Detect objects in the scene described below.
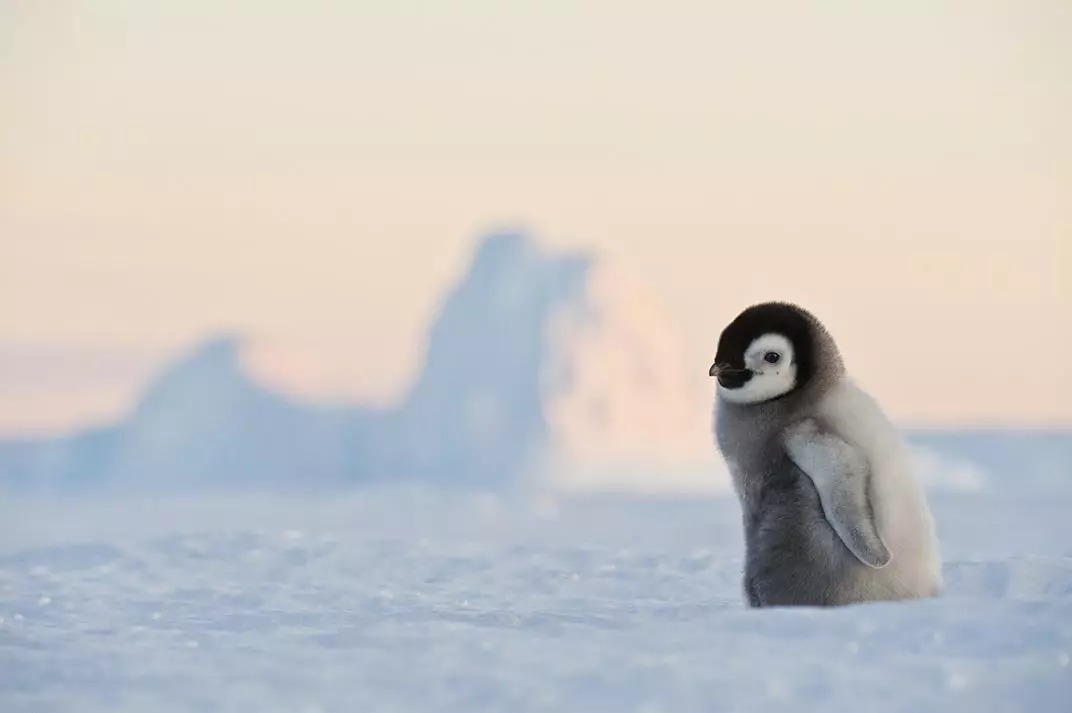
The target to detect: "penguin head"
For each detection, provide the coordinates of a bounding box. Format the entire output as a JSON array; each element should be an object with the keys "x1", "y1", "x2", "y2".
[{"x1": 709, "y1": 302, "x2": 828, "y2": 405}]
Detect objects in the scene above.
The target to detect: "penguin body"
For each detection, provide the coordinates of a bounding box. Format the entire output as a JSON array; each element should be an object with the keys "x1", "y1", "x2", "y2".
[{"x1": 711, "y1": 302, "x2": 942, "y2": 607}]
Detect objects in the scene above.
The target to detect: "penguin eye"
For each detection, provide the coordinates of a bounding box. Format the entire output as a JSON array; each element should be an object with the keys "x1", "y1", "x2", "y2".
[{"x1": 763, "y1": 351, "x2": 781, "y2": 364}]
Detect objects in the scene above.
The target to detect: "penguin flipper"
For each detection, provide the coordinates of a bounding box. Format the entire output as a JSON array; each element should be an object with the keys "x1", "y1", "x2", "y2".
[{"x1": 784, "y1": 420, "x2": 892, "y2": 569}]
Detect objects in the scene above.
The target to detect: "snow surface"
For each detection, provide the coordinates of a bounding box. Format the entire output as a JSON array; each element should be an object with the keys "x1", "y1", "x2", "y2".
[{"x1": 2, "y1": 487, "x2": 1070, "y2": 713}]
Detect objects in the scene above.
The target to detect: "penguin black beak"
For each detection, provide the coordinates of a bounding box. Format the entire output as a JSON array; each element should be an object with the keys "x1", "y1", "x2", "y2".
[
  {"x1": 710, "y1": 362, "x2": 753, "y2": 387},
  {"x1": 709, "y1": 362, "x2": 742, "y2": 378}
]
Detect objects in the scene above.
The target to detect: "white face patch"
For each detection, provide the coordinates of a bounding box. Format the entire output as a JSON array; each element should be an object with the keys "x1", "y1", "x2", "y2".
[{"x1": 717, "y1": 333, "x2": 798, "y2": 404}]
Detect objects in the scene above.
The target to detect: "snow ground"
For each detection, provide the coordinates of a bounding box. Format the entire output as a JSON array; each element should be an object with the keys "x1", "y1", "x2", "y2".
[{"x1": 1, "y1": 489, "x2": 1070, "y2": 713}]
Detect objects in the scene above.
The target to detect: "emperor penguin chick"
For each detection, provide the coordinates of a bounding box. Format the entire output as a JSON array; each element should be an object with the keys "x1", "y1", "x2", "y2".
[{"x1": 710, "y1": 302, "x2": 942, "y2": 608}]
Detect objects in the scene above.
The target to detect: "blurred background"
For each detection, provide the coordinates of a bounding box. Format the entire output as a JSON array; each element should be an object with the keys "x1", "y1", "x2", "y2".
[
  {"x1": 1, "y1": 1, "x2": 1070, "y2": 494},
  {"x1": 3, "y1": 4, "x2": 1072, "y2": 712}
]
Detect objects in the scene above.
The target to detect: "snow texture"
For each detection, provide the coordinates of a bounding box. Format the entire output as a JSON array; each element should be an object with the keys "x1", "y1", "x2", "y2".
[{"x1": 1, "y1": 488, "x2": 1070, "y2": 713}]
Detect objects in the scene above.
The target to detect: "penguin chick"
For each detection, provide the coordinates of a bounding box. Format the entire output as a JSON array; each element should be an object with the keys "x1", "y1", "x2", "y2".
[{"x1": 710, "y1": 301, "x2": 942, "y2": 608}]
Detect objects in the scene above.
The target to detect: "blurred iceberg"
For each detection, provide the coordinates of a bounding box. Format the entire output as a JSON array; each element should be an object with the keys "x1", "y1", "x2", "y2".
[{"x1": 0, "y1": 230, "x2": 1065, "y2": 496}]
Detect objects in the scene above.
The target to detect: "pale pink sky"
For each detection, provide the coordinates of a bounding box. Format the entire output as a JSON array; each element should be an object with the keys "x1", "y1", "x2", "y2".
[{"x1": 2, "y1": 1, "x2": 1070, "y2": 434}]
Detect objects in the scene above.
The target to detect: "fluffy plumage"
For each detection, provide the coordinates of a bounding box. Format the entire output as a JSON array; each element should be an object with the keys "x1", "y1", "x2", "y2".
[{"x1": 711, "y1": 302, "x2": 942, "y2": 607}]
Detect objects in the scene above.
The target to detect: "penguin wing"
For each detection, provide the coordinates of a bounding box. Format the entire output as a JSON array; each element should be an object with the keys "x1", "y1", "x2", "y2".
[{"x1": 783, "y1": 419, "x2": 891, "y2": 569}]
